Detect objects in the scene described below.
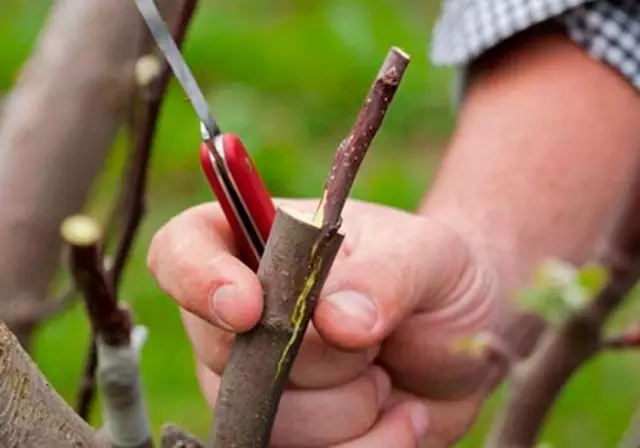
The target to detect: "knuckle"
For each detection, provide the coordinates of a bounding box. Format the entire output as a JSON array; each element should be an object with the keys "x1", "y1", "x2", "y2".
[{"x1": 146, "y1": 209, "x2": 192, "y2": 276}]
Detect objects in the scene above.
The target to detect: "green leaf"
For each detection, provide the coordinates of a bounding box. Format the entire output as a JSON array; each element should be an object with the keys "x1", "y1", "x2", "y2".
[
  {"x1": 576, "y1": 263, "x2": 609, "y2": 294},
  {"x1": 517, "y1": 258, "x2": 609, "y2": 325}
]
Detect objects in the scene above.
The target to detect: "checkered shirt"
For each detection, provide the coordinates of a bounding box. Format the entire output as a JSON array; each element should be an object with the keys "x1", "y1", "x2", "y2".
[{"x1": 430, "y1": 0, "x2": 640, "y2": 96}]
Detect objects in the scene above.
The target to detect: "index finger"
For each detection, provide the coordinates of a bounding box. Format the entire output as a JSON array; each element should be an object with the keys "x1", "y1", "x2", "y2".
[{"x1": 147, "y1": 202, "x2": 264, "y2": 332}]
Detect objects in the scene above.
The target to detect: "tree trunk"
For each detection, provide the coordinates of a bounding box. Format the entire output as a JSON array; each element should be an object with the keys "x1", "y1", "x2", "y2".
[{"x1": 0, "y1": 0, "x2": 179, "y2": 350}]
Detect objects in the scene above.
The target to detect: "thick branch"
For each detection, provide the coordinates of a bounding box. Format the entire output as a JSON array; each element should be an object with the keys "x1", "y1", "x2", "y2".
[
  {"x1": 488, "y1": 158, "x2": 640, "y2": 447},
  {"x1": 210, "y1": 47, "x2": 410, "y2": 448},
  {"x1": 0, "y1": 319, "x2": 101, "y2": 447},
  {"x1": 0, "y1": 0, "x2": 179, "y2": 350},
  {"x1": 210, "y1": 208, "x2": 344, "y2": 447}
]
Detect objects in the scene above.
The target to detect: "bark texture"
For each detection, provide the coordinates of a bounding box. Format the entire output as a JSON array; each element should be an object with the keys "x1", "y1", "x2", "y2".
[
  {"x1": 0, "y1": 0, "x2": 179, "y2": 348},
  {"x1": 160, "y1": 424, "x2": 205, "y2": 448},
  {"x1": 315, "y1": 47, "x2": 410, "y2": 227},
  {"x1": 0, "y1": 320, "x2": 101, "y2": 447},
  {"x1": 210, "y1": 208, "x2": 344, "y2": 447}
]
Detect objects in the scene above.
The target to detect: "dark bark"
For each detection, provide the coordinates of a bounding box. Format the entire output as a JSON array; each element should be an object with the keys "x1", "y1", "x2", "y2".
[
  {"x1": 210, "y1": 208, "x2": 344, "y2": 447},
  {"x1": 315, "y1": 47, "x2": 410, "y2": 227},
  {"x1": 63, "y1": 215, "x2": 153, "y2": 447},
  {"x1": 63, "y1": 215, "x2": 131, "y2": 346},
  {"x1": 78, "y1": 0, "x2": 199, "y2": 420},
  {"x1": 110, "y1": 0, "x2": 199, "y2": 288}
]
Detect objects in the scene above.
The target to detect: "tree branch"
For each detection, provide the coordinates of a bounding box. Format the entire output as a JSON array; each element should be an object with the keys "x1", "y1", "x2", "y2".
[
  {"x1": 0, "y1": 287, "x2": 77, "y2": 336},
  {"x1": 453, "y1": 332, "x2": 520, "y2": 374},
  {"x1": 77, "y1": 0, "x2": 199, "y2": 422},
  {"x1": 209, "y1": 47, "x2": 410, "y2": 448},
  {"x1": 63, "y1": 216, "x2": 131, "y2": 345},
  {"x1": 0, "y1": 319, "x2": 101, "y2": 447},
  {"x1": 62, "y1": 216, "x2": 152, "y2": 448},
  {"x1": 109, "y1": 0, "x2": 199, "y2": 288},
  {"x1": 602, "y1": 324, "x2": 640, "y2": 350},
  {"x1": 488, "y1": 156, "x2": 640, "y2": 447},
  {"x1": 0, "y1": 0, "x2": 179, "y2": 350},
  {"x1": 314, "y1": 47, "x2": 410, "y2": 228}
]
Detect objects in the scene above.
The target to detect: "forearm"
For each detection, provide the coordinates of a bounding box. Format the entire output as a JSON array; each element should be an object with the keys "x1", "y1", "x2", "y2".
[{"x1": 419, "y1": 25, "x2": 640, "y2": 291}]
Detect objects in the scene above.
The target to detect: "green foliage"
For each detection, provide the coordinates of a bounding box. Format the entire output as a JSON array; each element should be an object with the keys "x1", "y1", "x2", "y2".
[{"x1": 518, "y1": 259, "x2": 609, "y2": 325}]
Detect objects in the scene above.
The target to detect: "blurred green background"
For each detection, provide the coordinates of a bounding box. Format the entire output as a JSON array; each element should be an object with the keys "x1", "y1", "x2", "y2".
[{"x1": 2, "y1": 1, "x2": 640, "y2": 447}]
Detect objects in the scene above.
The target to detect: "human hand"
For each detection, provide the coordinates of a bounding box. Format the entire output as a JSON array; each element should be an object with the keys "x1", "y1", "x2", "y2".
[{"x1": 147, "y1": 198, "x2": 503, "y2": 447}]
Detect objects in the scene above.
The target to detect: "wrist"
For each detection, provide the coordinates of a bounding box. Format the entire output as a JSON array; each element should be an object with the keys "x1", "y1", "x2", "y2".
[{"x1": 417, "y1": 201, "x2": 527, "y2": 294}]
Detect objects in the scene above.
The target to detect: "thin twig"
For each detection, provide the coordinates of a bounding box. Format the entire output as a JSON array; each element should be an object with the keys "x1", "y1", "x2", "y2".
[
  {"x1": 314, "y1": 47, "x2": 410, "y2": 228},
  {"x1": 62, "y1": 215, "x2": 131, "y2": 345},
  {"x1": 0, "y1": 287, "x2": 77, "y2": 333},
  {"x1": 62, "y1": 215, "x2": 152, "y2": 447},
  {"x1": 602, "y1": 325, "x2": 640, "y2": 350},
  {"x1": 472, "y1": 332, "x2": 520, "y2": 370},
  {"x1": 75, "y1": 0, "x2": 199, "y2": 421},
  {"x1": 76, "y1": 341, "x2": 98, "y2": 420},
  {"x1": 109, "y1": 0, "x2": 198, "y2": 288}
]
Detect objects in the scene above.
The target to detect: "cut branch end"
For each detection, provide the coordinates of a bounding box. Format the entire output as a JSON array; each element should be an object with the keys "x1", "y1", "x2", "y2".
[
  {"x1": 61, "y1": 215, "x2": 103, "y2": 247},
  {"x1": 315, "y1": 46, "x2": 410, "y2": 228}
]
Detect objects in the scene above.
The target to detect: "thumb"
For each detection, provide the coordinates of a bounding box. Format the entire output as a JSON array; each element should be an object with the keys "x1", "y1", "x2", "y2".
[{"x1": 312, "y1": 214, "x2": 476, "y2": 351}]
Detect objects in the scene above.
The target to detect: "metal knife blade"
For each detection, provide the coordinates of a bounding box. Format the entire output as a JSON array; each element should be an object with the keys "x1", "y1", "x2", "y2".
[{"x1": 133, "y1": 0, "x2": 220, "y2": 140}]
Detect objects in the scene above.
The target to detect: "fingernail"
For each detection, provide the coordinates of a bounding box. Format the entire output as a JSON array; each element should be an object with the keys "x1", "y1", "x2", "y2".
[
  {"x1": 210, "y1": 284, "x2": 237, "y2": 330},
  {"x1": 323, "y1": 290, "x2": 377, "y2": 332},
  {"x1": 410, "y1": 403, "x2": 429, "y2": 437}
]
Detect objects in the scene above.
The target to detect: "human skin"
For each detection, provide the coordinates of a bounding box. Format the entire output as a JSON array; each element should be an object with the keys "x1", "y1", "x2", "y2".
[{"x1": 147, "y1": 24, "x2": 640, "y2": 447}]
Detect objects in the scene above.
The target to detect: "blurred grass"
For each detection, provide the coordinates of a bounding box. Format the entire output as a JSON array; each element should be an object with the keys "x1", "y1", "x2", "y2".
[{"x1": 1, "y1": 0, "x2": 639, "y2": 446}]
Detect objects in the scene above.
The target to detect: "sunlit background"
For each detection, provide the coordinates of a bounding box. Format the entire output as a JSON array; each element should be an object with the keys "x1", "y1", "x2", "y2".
[{"x1": 2, "y1": 1, "x2": 639, "y2": 446}]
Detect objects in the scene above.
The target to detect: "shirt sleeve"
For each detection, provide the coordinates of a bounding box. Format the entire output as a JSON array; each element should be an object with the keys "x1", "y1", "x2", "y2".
[{"x1": 430, "y1": 0, "x2": 640, "y2": 102}]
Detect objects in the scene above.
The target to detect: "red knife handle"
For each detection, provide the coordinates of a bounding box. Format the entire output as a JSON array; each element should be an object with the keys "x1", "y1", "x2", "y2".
[
  {"x1": 219, "y1": 133, "x2": 275, "y2": 242},
  {"x1": 199, "y1": 134, "x2": 275, "y2": 271}
]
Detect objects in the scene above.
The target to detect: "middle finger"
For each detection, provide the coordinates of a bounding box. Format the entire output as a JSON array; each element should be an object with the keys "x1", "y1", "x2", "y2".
[{"x1": 181, "y1": 308, "x2": 377, "y2": 388}]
